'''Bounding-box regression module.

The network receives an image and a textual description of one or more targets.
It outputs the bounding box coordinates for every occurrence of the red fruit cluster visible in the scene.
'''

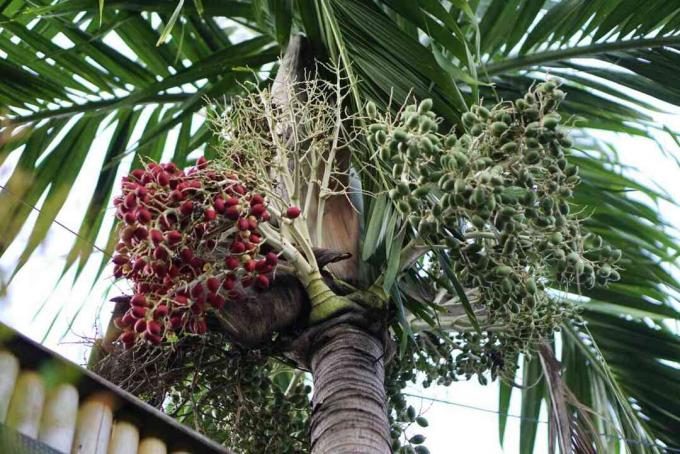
[111,157,279,349]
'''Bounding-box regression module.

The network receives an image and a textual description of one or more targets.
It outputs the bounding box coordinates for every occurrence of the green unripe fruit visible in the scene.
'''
[524,108,540,121]
[393,128,408,142]
[526,278,537,294]
[413,185,430,197]
[526,122,541,137]
[375,130,387,144]
[420,136,434,154]
[462,112,479,127]
[609,270,621,281]
[418,98,433,114]
[567,251,580,264]
[452,150,470,167]
[526,137,540,149]
[494,265,513,276]
[524,93,536,104]
[491,121,509,136]
[550,232,563,244]
[454,178,466,194]
[501,141,518,154]
[477,106,490,119]
[369,123,383,133]
[543,116,559,130]
[409,435,426,445]
[471,215,486,229]
[444,135,457,147]
[415,446,430,454]
[365,101,377,118]
[407,405,416,421]
[397,200,411,213]
[525,150,540,164]
[472,187,485,206]
[416,416,429,427]
[515,98,528,111]
[541,197,554,213]
[539,81,556,92]
[470,124,484,136]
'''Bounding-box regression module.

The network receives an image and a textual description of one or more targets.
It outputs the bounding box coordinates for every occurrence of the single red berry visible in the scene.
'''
[244,260,256,272]
[162,162,177,174]
[170,316,183,330]
[225,256,240,269]
[143,331,162,345]
[134,226,148,240]
[113,316,130,329]
[223,275,236,290]
[171,189,184,202]
[136,207,152,224]
[112,254,129,266]
[261,211,271,221]
[197,156,208,169]
[250,234,261,244]
[225,206,241,220]
[130,293,147,307]
[180,200,193,216]
[237,218,250,231]
[230,242,246,254]
[124,212,137,225]
[121,311,135,326]
[191,283,204,298]
[174,295,189,306]
[195,319,208,334]
[255,259,270,273]
[131,306,147,319]
[124,193,137,210]
[153,247,168,260]
[131,169,145,180]
[286,206,302,219]
[150,229,163,245]
[119,331,135,347]
[214,196,225,213]
[134,319,147,333]
[153,304,169,319]
[206,277,220,293]
[241,276,253,288]
[180,248,193,263]
[225,197,240,207]
[135,186,147,198]
[166,230,182,245]
[204,208,217,221]
[250,194,264,206]
[255,274,270,290]
[207,293,225,310]
[250,204,266,217]
[146,320,162,336]
[265,252,278,266]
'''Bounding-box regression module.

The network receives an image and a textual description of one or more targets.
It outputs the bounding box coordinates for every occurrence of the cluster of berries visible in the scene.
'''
[111,156,300,348]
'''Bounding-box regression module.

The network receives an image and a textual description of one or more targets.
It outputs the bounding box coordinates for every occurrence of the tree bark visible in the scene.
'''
[309,323,390,454]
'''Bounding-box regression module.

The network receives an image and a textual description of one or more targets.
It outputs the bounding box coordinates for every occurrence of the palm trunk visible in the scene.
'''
[309,323,390,453]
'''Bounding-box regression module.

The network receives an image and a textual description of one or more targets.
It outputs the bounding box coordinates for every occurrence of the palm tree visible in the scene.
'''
[1,1,680,453]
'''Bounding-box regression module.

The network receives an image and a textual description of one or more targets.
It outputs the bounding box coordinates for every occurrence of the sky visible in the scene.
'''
[1,18,680,454]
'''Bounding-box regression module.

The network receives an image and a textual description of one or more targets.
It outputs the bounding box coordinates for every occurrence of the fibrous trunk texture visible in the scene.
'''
[310,323,390,454]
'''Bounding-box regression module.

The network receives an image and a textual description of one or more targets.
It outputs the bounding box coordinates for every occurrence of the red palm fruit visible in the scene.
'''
[244,241,256,251]
[162,162,177,173]
[137,283,151,293]
[115,242,127,252]
[188,180,202,189]
[134,227,148,240]
[206,277,220,293]
[170,189,184,202]
[286,206,302,218]
[244,260,256,272]
[131,306,147,319]
[166,230,182,245]
[223,275,236,290]
[255,259,269,273]
[132,258,146,273]
[152,261,168,278]
[180,200,193,216]
[143,331,162,345]
[141,172,153,185]
[124,193,137,210]
[225,196,240,207]
[247,217,258,230]
[156,171,170,186]
[261,210,271,221]
[197,156,208,169]
[150,229,163,245]
[227,289,242,301]
[131,169,145,180]
[180,248,193,263]
[134,319,147,333]
[112,254,129,265]
[124,212,137,225]
[233,184,246,195]
[136,208,152,224]
[146,320,162,336]
[190,257,204,269]
[135,186,147,198]
[250,203,266,217]
[113,316,129,329]
[204,208,217,221]
[121,311,135,326]
[113,196,123,207]
[255,274,270,289]
[250,234,262,244]
[230,241,246,254]
[241,276,253,288]
[119,331,135,347]
[153,247,168,261]
[174,295,189,306]
[225,206,241,220]
[147,162,161,172]
[208,293,225,310]
[205,239,216,250]
[170,316,183,330]
[265,252,278,266]
[214,196,225,213]
[130,293,147,307]
[239,230,251,240]
[153,304,169,319]
[225,256,239,269]
[191,283,204,298]
[237,218,250,231]
[250,194,264,206]
[167,265,180,278]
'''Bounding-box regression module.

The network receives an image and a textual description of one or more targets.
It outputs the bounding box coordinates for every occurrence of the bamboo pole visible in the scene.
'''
[108,420,140,454]
[0,350,19,423]
[71,393,114,454]
[5,371,46,438]
[38,383,79,452]
[139,437,167,454]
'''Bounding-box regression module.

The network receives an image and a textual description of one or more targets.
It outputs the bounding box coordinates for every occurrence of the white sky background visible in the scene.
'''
[1,20,680,454]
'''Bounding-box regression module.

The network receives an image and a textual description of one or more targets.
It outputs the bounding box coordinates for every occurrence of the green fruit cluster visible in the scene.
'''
[367,81,621,382]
